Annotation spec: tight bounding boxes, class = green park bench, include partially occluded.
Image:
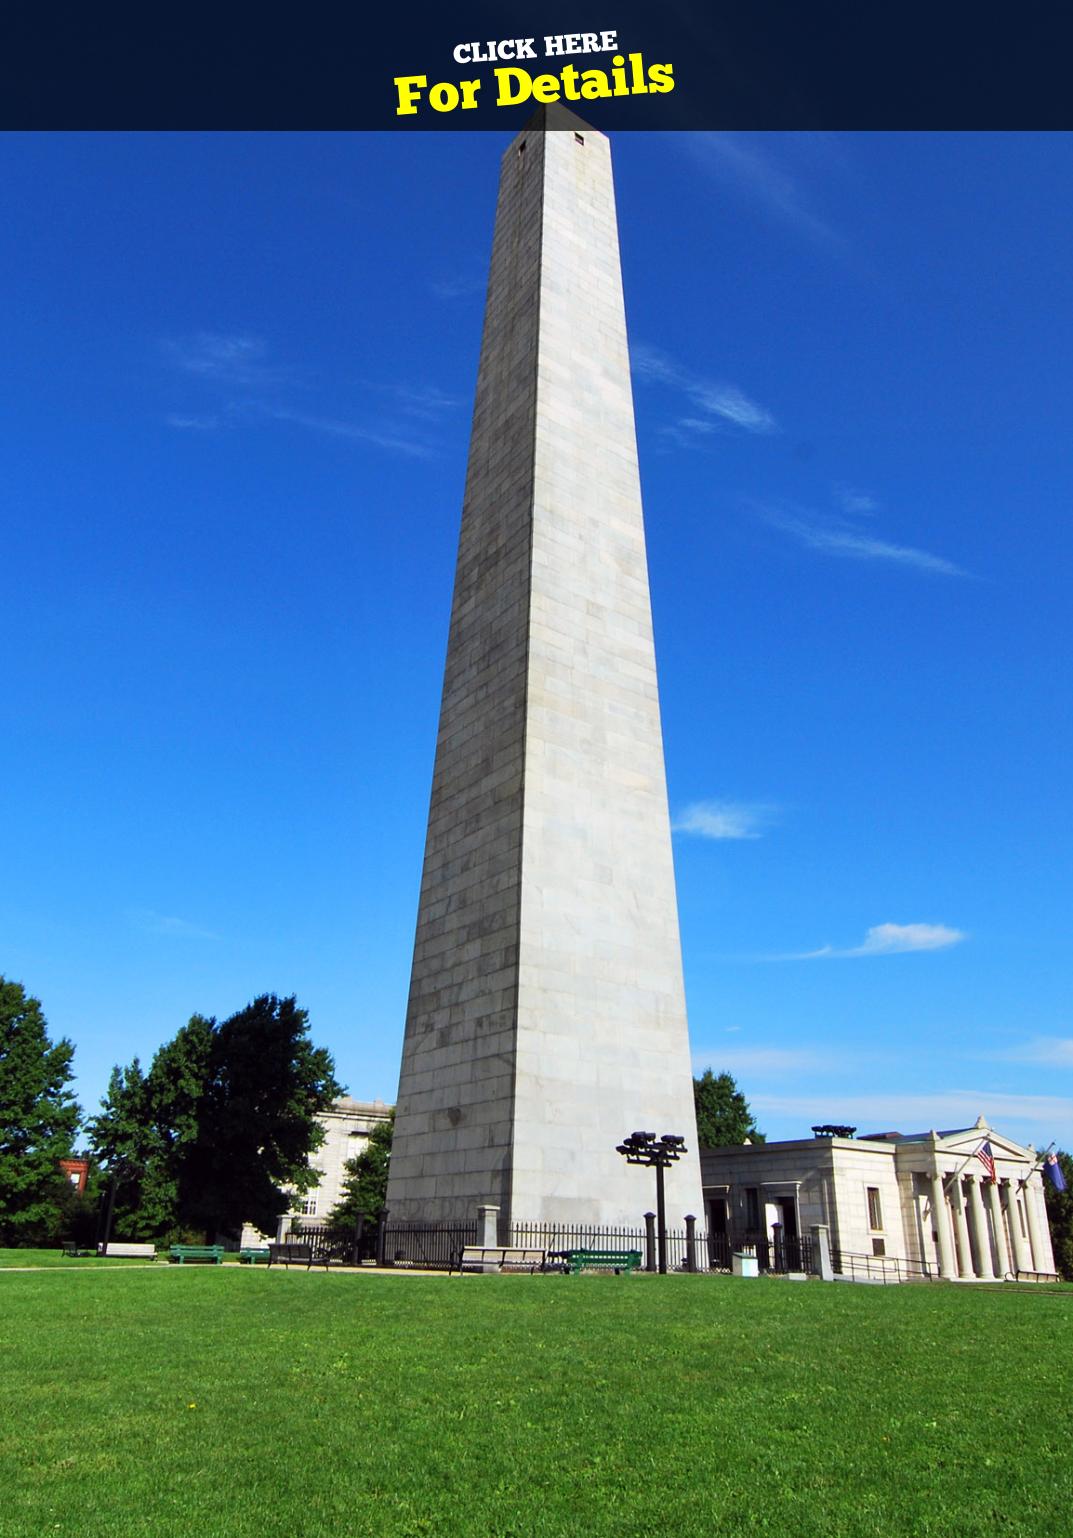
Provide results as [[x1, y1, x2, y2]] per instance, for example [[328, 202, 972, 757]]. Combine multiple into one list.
[[565, 1249, 642, 1275], [239, 1248, 271, 1264], [169, 1245, 224, 1265]]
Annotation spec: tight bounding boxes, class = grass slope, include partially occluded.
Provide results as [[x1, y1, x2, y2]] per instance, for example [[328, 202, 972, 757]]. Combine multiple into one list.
[[1, 1269, 1070, 1537]]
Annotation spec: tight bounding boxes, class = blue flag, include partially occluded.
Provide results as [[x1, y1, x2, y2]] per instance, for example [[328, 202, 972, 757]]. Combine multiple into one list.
[[1045, 1153, 1067, 1192]]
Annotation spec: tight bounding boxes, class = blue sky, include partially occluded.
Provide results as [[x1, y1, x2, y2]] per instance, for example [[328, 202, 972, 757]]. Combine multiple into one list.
[[3, 131, 1071, 1152]]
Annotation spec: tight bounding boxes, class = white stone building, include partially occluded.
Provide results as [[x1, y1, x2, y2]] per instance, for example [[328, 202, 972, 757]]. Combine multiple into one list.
[[239, 1096, 393, 1247], [700, 1117, 1057, 1281]]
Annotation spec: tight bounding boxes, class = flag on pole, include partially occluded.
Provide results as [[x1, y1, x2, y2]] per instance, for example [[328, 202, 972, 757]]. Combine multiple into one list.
[[974, 1140, 997, 1182], [1044, 1153, 1067, 1192]]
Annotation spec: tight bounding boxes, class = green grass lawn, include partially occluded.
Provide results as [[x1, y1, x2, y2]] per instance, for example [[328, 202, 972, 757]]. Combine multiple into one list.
[[1, 1268, 1070, 1538], [0, 1248, 152, 1269]]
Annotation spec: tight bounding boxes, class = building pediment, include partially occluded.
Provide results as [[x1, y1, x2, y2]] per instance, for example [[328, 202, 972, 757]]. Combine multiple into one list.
[[934, 1126, 1035, 1162]]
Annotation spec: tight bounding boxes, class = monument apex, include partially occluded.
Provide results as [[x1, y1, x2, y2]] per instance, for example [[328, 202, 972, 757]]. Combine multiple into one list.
[[386, 111, 704, 1231]]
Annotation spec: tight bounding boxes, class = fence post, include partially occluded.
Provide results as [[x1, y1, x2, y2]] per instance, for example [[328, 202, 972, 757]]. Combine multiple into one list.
[[376, 1209, 390, 1268], [476, 1204, 499, 1247], [684, 1214, 697, 1274], [644, 1211, 657, 1272], [810, 1223, 834, 1281], [352, 1214, 364, 1266]]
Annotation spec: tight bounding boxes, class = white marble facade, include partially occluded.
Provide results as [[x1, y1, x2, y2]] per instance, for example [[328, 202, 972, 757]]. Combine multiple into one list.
[[239, 1096, 392, 1248], [386, 108, 703, 1231], [700, 1117, 1057, 1281]]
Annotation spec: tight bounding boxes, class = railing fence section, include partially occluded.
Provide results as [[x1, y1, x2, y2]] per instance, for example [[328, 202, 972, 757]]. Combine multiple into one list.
[[288, 1221, 374, 1265], [380, 1220, 478, 1270], [284, 1216, 837, 1277], [510, 1221, 646, 1255], [740, 1232, 815, 1274], [831, 1248, 938, 1284], [510, 1220, 717, 1273]]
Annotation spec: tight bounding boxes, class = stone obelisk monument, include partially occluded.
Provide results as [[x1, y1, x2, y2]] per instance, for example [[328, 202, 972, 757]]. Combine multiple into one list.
[[386, 109, 703, 1232]]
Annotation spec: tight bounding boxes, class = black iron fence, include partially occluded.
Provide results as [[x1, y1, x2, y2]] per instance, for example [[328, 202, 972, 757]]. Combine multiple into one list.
[[283, 1216, 827, 1277], [706, 1232, 733, 1272], [831, 1248, 938, 1284], [511, 1221, 646, 1259], [739, 1232, 815, 1274], [381, 1220, 477, 1270], [511, 1220, 717, 1273], [288, 1222, 372, 1265]]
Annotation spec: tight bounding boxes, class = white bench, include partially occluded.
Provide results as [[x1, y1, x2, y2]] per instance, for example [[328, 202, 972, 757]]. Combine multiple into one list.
[[99, 1242, 158, 1259], [452, 1245, 546, 1275]]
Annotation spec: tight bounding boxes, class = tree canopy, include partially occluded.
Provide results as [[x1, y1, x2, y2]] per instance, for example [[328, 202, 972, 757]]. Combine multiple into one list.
[[88, 994, 341, 1242], [693, 1069, 765, 1149], [327, 1109, 394, 1230], [0, 977, 80, 1245], [1042, 1149, 1073, 1280]]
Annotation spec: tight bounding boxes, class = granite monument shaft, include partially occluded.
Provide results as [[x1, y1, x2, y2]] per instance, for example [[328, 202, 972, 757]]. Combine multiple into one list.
[[386, 112, 704, 1231]]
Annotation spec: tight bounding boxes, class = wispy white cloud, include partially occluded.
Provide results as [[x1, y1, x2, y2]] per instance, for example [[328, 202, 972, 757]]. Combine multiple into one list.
[[129, 907, 218, 941], [162, 331, 449, 459], [780, 922, 967, 961], [673, 800, 778, 841], [676, 133, 845, 251], [752, 1090, 1073, 1139], [386, 383, 461, 421], [164, 332, 288, 388], [633, 343, 776, 442], [752, 500, 970, 578], [834, 483, 879, 516], [694, 1046, 831, 1074], [259, 403, 435, 459], [165, 413, 218, 431], [993, 1036, 1073, 1068]]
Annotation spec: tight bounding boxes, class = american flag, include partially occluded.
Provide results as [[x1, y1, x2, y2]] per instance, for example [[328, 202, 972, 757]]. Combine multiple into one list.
[[974, 1140, 997, 1182]]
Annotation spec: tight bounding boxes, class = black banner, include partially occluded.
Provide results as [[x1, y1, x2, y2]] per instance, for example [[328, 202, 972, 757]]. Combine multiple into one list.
[[2, 0, 1072, 128]]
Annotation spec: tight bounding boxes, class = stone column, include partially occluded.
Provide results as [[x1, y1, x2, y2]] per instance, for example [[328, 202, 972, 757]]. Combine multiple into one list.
[[810, 1223, 834, 1282], [477, 1204, 500, 1249], [1029, 1177, 1056, 1273], [985, 1180, 1010, 1278], [950, 1177, 973, 1278], [966, 1175, 996, 1278], [1022, 1180, 1045, 1272], [930, 1172, 957, 1279], [1003, 1180, 1029, 1274]]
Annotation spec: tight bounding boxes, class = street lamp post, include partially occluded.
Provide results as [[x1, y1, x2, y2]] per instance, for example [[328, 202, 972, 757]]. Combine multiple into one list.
[[616, 1131, 688, 1275]]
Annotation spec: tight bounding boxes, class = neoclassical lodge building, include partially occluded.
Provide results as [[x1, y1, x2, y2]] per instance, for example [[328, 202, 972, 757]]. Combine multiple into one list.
[[700, 1118, 1057, 1281], [240, 1096, 393, 1249]]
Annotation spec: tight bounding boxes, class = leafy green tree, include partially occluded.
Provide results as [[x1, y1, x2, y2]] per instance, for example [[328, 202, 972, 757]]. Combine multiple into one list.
[[1042, 1149, 1073, 1281], [87, 1060, 173, 1240], [327, 1110, 394, 1229], [0, 978, 81, 1245], [179, 994, 342, 1239], [88, 995, 340, 1243], [693, 1069, 765, 1149]]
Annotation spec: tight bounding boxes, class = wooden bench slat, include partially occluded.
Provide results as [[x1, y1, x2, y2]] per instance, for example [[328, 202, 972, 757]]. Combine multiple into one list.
[[169, 1245, 225, 1265], [565, 1249, 642, 1275], [453, 1246, 547, 1274]]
